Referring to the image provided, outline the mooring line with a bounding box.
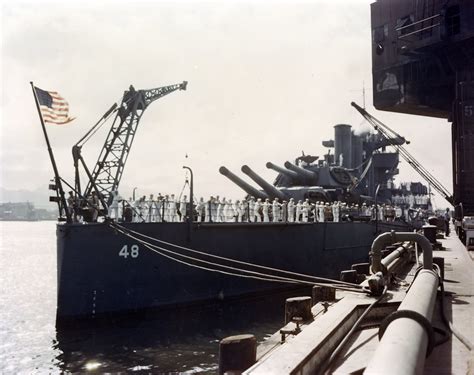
[110,222,368,293]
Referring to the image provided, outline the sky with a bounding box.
[0,0,453,208]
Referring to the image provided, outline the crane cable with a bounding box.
[377,124,451,200]
[360,108,451,200]
[109,222,368,293]
[351,102,452,203]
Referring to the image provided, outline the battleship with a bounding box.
[34,78,439,325]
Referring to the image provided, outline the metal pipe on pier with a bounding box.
[370,232,433,274]
[381,244,408,270]
[364,269,439,375]
[366,232,437,374]
[219,167,268,200]
[241,165,287,201]
[283,161,318,181]
[265,162,299,179]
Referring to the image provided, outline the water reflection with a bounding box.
[0,222,307,373]
[54,294,295,373]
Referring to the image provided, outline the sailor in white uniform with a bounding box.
[138,196,147,222]
[216,197,224,223]
[332,201,340,222]
[262,198,270,222]
[239,199,246,222]
[226,199,234,222]
[318,202,325,223]
[211,196,218,222]
[302,199,310,222]
[168,194,177,222]
[272,198,281,222]
[196,197,205,222]
[254,198,262,222]
[161,195,169,222]
[295,200,302,223]
[155,194,163,222]
[378,204,384,221]
[234,200,242,222]
[109,190,121,220]
[247,197,255,222]
[287,198,295,222]
[313,201,319,222]
[205,196,212,222]
[144,194,154,222]
[132,197,140,222]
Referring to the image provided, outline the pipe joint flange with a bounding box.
[378,309,435,357]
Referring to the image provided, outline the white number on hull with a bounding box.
[131,244,139,258]
[119,245,139,258]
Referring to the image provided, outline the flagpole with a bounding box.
[30,81,71,223]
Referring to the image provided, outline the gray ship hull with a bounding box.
[56,220,409,323]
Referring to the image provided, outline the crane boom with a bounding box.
[84,81,187,204]
[351,102,454,205]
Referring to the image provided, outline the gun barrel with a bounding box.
[284,161,318,181]
[241,165,287,201]
[266,162,299,179]
[219,167,268,200]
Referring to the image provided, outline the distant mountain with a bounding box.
[0,186,54,209]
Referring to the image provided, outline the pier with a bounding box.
[219,230,473,374]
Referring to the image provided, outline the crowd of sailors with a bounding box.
[392,194,430,206]
[67,191,412,224]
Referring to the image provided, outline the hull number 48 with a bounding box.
[119,244,139,258]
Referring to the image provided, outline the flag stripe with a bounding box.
[41,106,68,113]
[42,109,68,118]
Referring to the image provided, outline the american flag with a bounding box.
[34,87,75,125]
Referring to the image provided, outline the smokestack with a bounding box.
[351,133,363,171]
[334,124,352,168]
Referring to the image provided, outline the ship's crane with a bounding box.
[73,81,187,208]
[351,102,454,205]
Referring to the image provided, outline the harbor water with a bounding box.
[0,221,285,373]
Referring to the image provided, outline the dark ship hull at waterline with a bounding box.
[56,219,410,322]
